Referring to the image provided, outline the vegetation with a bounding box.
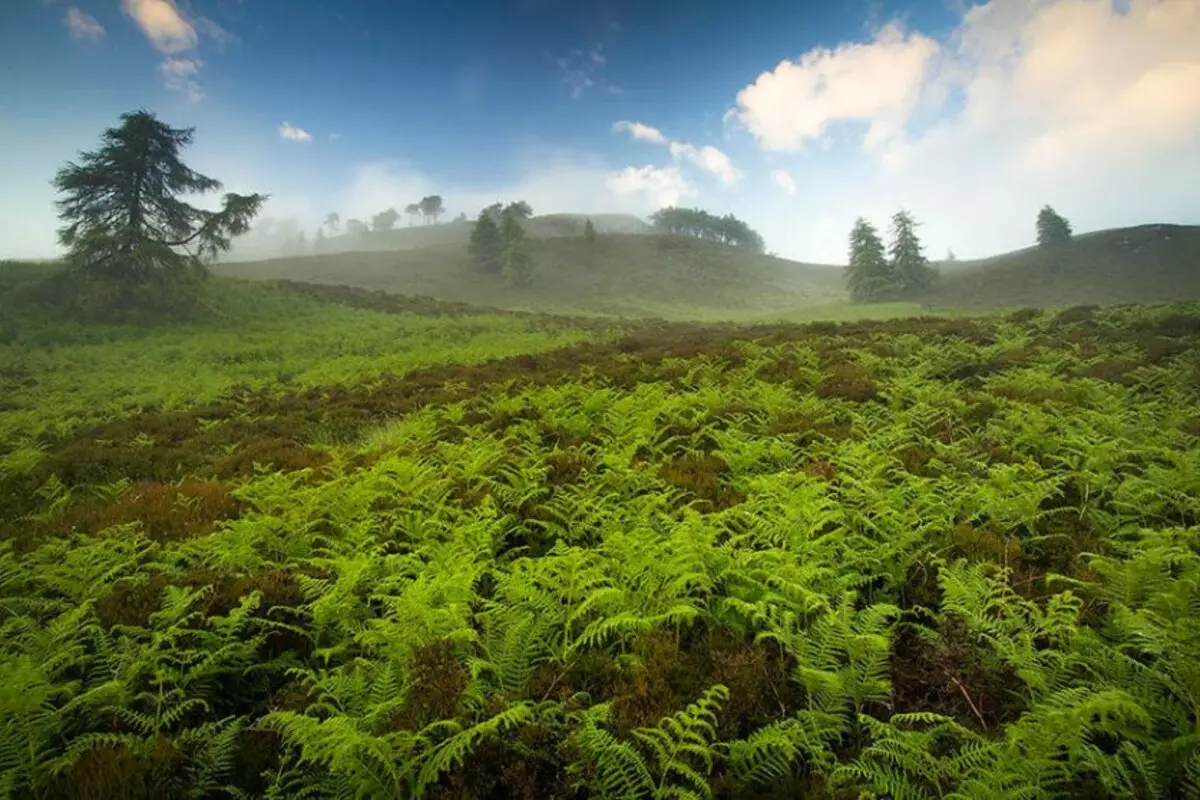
[49,110,265,320]
[468,211,503,274]
[846,211,938,303]
[845,218,891,303]
[584,218,597,246]
[499,205,533,288]
[1037,206,1073,249]
[372,208,401,232]
[4,280,1200,797]
[918,223,1200,311]
[649,207,765,254]
[216,234,846,319]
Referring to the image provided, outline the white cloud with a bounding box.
[613,121,742,185]
[122,0,196,53]
[159,57,203,102]
[279,123,313,142]
[668,142,742,185]
[727,0,1200,262]
[604,165,697,208]
[613,120,667,144]
[64,7,104,40]
[730,20,939,152]
[771,169,797,195]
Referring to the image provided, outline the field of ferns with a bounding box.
[3,281,1200,799]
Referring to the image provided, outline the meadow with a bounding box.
[3,278,1200,798]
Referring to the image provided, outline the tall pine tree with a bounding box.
[888,209,936,295]
[53,110,265,285]
[846,217,892,303]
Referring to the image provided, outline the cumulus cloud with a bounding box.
[159,57,203,102]
[122,0,196,53]
[771,170,797,195]
[279,123,313,142]
[64,7,104,40]
[612,120,667,144]
[730,20,938,152]
[727,0,1200,262]
[604,165,697,208]
[613,121,742,185]
[668,142,742,185]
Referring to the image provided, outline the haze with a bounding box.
[2,0,1198,263]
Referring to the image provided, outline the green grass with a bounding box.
[921,223,1200,310]
[3,286,1200,797]
[215,232,847,318]
[0,277,603,464]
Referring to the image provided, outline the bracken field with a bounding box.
[4,281,1200,799]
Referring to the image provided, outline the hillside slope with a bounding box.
[222,213,653,262]
[920,223,1200,310]
[213,233,846,317]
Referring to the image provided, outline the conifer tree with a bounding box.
[53,110,265,285]
[500,205,532,288]
[583,218,596,245]
[1036,205,1073,248]
[888,209,936,294]
[845,217,892,303]
[468,209,503,273]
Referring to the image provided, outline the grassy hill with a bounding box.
[222,213,653,262]
[920,223,1200,310]
[214,232,847,318]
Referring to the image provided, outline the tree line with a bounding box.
[649,206,765,253]
[846,205,1074,303]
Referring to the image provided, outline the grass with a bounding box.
[3,276,1200,798]
[920,222,1200,310]
[214,232,847,319]
[0,276,607,468]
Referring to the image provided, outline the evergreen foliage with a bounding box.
[1037,205,1073,248]
[468,211,503,274]
[584,218,596,245]
[845,217,892,302]
[50,110,265,318]
[500,205,533,288]
[889,210,938,295]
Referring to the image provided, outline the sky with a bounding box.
[1,0,1198,263]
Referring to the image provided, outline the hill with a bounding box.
[920,223,1200,310]
[213,232,847,318]
[221,213,653,262]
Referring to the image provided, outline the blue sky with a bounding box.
[2,0,1198,262]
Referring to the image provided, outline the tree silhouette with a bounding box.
[845,217,893,303]
[372,208,400,232]
[53,110,265,286]
[1036,205,1073,248]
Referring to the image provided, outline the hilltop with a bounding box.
[214,232,846,318]
[920,223,1200,310]
[221,213,654,262]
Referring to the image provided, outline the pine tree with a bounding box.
[846,217,893,303]
[500,206,532,288]
[888,210,936,295]
[1036,205,1073,248]
[583,218,596,245]
[52,110,265,286]
[468,210,503,274]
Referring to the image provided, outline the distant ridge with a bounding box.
[920,223,1200,310]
